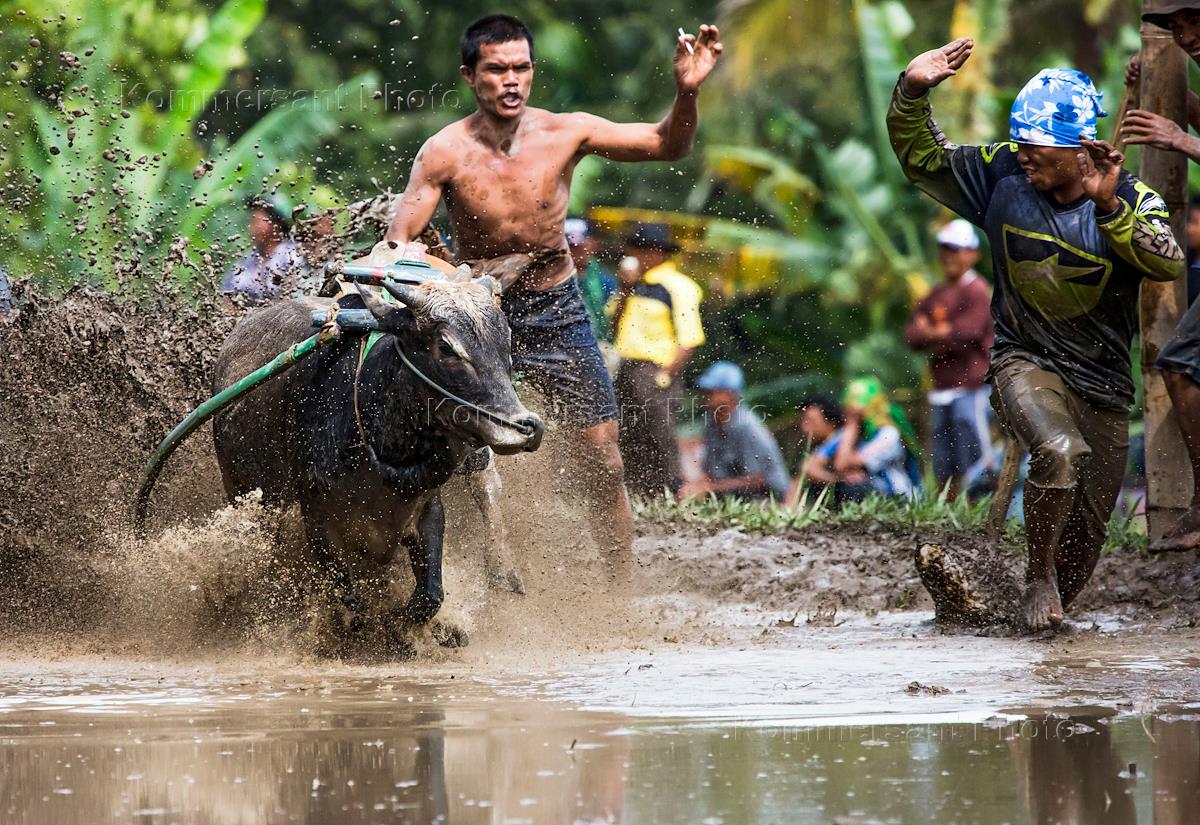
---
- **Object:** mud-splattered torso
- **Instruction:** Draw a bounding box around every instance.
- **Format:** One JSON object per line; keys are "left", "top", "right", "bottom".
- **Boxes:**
{"left": 437, "top": 109, "right": 586, "bottom": 289}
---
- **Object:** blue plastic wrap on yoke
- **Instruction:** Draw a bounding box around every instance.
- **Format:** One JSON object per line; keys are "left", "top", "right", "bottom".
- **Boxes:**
{"left": 1009, "top": 68, "right": 1107, "bottom": 147}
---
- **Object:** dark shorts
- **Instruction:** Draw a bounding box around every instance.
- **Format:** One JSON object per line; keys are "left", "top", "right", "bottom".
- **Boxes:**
{"left": 1156, "top": 297, "right": 1200, "bottom": 385}
{"left": 501, "top": 278, "right": 618, "bottom": 428}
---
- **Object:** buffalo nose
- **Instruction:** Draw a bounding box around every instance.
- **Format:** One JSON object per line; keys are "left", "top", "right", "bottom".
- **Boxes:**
{"left": 519, "top": 414, "right": 544, "bottom": 452}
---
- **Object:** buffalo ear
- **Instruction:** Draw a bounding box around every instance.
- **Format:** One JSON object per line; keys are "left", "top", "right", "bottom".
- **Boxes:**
{"left": 474, "top": 275, "right": 500, "bottom": 298}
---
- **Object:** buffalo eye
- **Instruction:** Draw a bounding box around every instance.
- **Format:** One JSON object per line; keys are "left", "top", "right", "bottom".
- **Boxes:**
{"left": 439, "top": 332, "right": 470, "bottom": 363}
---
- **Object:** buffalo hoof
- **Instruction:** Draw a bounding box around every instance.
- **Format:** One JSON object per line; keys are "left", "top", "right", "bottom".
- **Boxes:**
{"left": 331, "top": 592, "right": 368, "bottom": 634}
{"left": 430, "top": 620, "right": 469, "bottom": 648}
{"left": 486, "top": 564, "right": 525, "bottom": 595}
{"left": 400, "top": 591, "right": 444, "bottom": 626}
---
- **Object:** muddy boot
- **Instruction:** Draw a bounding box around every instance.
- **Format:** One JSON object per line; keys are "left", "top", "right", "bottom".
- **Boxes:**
{"left": 1149, "top": 507, "right": 1200, "bottom": 554}
{"left": 1019, "top": 484, "right": 1075, "bottom": 631}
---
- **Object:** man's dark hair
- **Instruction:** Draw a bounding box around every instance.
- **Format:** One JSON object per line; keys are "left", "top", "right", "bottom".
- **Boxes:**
{"left": 1190, "top": 192, "right": 1200, "bottom": 211}
{"left": 802, "top": 396, "right": 844, "bottom": 428}
{"left": 461, "top": 14, "right": 535, "bottom": 69}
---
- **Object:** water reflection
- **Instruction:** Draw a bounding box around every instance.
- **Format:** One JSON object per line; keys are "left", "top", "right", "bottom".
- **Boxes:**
{"left": 1, "top": 677, "right": 1199, "bottom": 824}
{"left": 1009, "top": 712, "right": 1136, "bottom": 825}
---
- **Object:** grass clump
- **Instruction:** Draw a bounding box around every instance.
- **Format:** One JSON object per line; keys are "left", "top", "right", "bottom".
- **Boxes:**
{"left": 635, "top": 484, "right": 1147, "bottom": 553}
{"left": 634, "top": 483, "right": 990, "bottom": 535}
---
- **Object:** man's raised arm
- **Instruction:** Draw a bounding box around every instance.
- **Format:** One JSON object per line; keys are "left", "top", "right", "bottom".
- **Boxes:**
{"left": 384, "top": 139, "right": 449, "bottom": 243}
{"left": 888, "top": 38, "right": 1017, "bottom": 227}
{"left": 579, "top": 24, "right": 722, "bottom": 162}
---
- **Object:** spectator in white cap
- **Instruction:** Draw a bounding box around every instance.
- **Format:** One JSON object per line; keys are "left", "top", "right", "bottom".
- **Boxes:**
{"left": 566, "top": 217, "right": 617, "bottom": 341}
{"left": 905, "top": 218, "right": 995, "bottom": 498}
{"left": 680, "top": 361, "right": 791, "bottom": 501}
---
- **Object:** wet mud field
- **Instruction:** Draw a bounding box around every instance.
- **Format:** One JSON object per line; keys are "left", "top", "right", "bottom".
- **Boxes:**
{"left": 3, "top": 289, "right": 1200, "bottom": 824}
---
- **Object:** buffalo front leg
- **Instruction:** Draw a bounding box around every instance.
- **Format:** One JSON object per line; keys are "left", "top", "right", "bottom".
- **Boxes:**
{"left": 302, "top": 515, "right": 367, "bottom": 633}
{"left": 399, "top": 495, "right": 445, "bottom": 625}
{"left": 399, "top": 494, "right": 468, "bottom": 647}
{"left": 465, "top": 453, "right": 525, "bottom": 594}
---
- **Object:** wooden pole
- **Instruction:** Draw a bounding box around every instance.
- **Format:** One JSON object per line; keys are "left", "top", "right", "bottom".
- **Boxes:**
{"left": 1138, "top": 1, "right": 1193, "bottom": 539}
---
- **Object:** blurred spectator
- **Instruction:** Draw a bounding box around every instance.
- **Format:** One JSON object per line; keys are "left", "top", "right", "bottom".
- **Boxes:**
{"left": 0, "top": 265, "right": 12, "bottom": 317}
{"left": 221, "top": 196, "right": 306, "bottom": 307}
{"left": 805, "top": 377, "right": 917, "bottom": 505}
{"left": 905, "top": 218, "right": 995, "bottom": 497}
{"left": 608, "top": 222, "right": 704, "bottom": 496}
{"left": 799, "top": 396, "right": 844, "bottom": 450}
{"left": 567, "top": 217, "right": 617, "bottom": 341}
{"left": 295, "top": 186, "right": 345, "bottom": 282}
{"left": 679, "top": 361, "right": 790, "bottom": 501}
{"left": 791, "top": 396, "right": 844, "bottom": 502}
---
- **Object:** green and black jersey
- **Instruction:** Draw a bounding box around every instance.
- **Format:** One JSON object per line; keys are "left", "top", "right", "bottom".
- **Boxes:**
{"left": 888, "top": 82, "right": 1184, "bottom": 409}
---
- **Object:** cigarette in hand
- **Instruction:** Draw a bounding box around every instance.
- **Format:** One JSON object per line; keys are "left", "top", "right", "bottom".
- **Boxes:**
{"left": 678, "top": 28, "right": 694, "bottom": 54}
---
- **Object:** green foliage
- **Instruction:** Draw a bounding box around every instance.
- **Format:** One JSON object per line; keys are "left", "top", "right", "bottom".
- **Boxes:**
{"left": 0, "top": 0, "right": 341, "bottom": 289}
{"left": 843, "top": 330, "right": 926, "bottom": 396}
{"left": 1103, "top": 504, "right": 1149, "bottom": 553}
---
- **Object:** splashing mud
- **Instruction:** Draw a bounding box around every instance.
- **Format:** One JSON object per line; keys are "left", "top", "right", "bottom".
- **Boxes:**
{"left": 0, "top": 282, "right": 697, "bottom": 660}
{"left": 5, "top": 281, "right": 1200, "bottom": 665}
{"left": 0, "top": 282, "right": 232, "bottom": 632}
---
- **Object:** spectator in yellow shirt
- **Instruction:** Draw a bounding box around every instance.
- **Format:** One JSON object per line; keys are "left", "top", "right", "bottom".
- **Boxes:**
{"left": 607, "top": 222, "right": 705, "bottom": 496}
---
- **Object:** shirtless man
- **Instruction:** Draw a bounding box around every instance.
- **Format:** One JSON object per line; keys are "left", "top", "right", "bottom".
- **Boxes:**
{"left": 382, "top": 14, "right": 722, "bottom": 578}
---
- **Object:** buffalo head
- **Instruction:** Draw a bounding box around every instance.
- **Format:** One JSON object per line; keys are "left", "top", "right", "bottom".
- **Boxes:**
{"left": 358, "top": 277, "right": 543, "bottom": 455}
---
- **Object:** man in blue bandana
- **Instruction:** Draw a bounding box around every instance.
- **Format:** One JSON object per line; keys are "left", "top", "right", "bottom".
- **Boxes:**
{"left": 889, "top": 38, "right": 1185, "bottom": 631}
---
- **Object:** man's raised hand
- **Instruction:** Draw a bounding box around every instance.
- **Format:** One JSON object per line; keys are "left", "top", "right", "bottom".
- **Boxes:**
{"left": 674, "top": 24, "right": 723, "bottom": 93}
{"left": 1078, "top": 139, "right": 1123, "bottom": 214}
{"left": 901, "top": 38, "right": 973, "bottom": 97}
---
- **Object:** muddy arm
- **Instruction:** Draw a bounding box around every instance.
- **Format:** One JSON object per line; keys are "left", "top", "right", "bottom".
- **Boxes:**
{"left": 1095, "top": 177, "right": 1184, "bottom": 283}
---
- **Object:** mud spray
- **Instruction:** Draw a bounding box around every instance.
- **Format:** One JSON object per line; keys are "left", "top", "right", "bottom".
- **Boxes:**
{"left": 7, "top": 281, "right": 1200, "bottom": 669}
{"left": 0, "top": 281, "right": 707, "bottom": 664}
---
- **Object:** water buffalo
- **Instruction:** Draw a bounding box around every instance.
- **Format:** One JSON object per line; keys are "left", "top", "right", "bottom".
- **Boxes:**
{"left": 211, "top": 277, "right": 543, "bottom": 653}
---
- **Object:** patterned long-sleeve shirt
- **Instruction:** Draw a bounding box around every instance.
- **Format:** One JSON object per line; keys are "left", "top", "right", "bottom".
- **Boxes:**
{"left": 888, "top": 81, "right": 1184, "bottom": 409}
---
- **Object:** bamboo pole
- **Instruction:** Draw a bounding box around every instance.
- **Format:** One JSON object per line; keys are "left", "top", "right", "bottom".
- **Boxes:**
{"left": 1138, "top": 1, "right": 1193, "bottom": 539}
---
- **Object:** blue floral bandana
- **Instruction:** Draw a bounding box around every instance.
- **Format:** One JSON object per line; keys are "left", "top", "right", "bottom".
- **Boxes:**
{"left": 1009, "top": 68, "right": 1107, "bottom": 147}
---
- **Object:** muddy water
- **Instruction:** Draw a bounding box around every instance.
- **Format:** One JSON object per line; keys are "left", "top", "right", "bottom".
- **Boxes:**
{"left": 3, "top": 615, "right": 1200, "bottom": 825}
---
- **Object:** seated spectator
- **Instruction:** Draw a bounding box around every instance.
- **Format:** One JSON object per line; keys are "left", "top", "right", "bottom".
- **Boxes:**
{"left": 805, "top": 377, "right": 917, "bottom": 505}
{"left": 791, "top": 396, "right": 844, "bottom": 502}
{"left": 679, "top": 361, "right": 791, "bottom": 501}
{"left": 221, "top": 196, "right": 306, "bottom": 307}
{"left": 799, "top": 396, "right": 843, "bottom": 450}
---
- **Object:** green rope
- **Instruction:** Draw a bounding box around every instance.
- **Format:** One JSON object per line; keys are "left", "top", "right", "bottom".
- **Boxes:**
{"left": 133, "top": 332, "right": 329, "bottom": 532}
